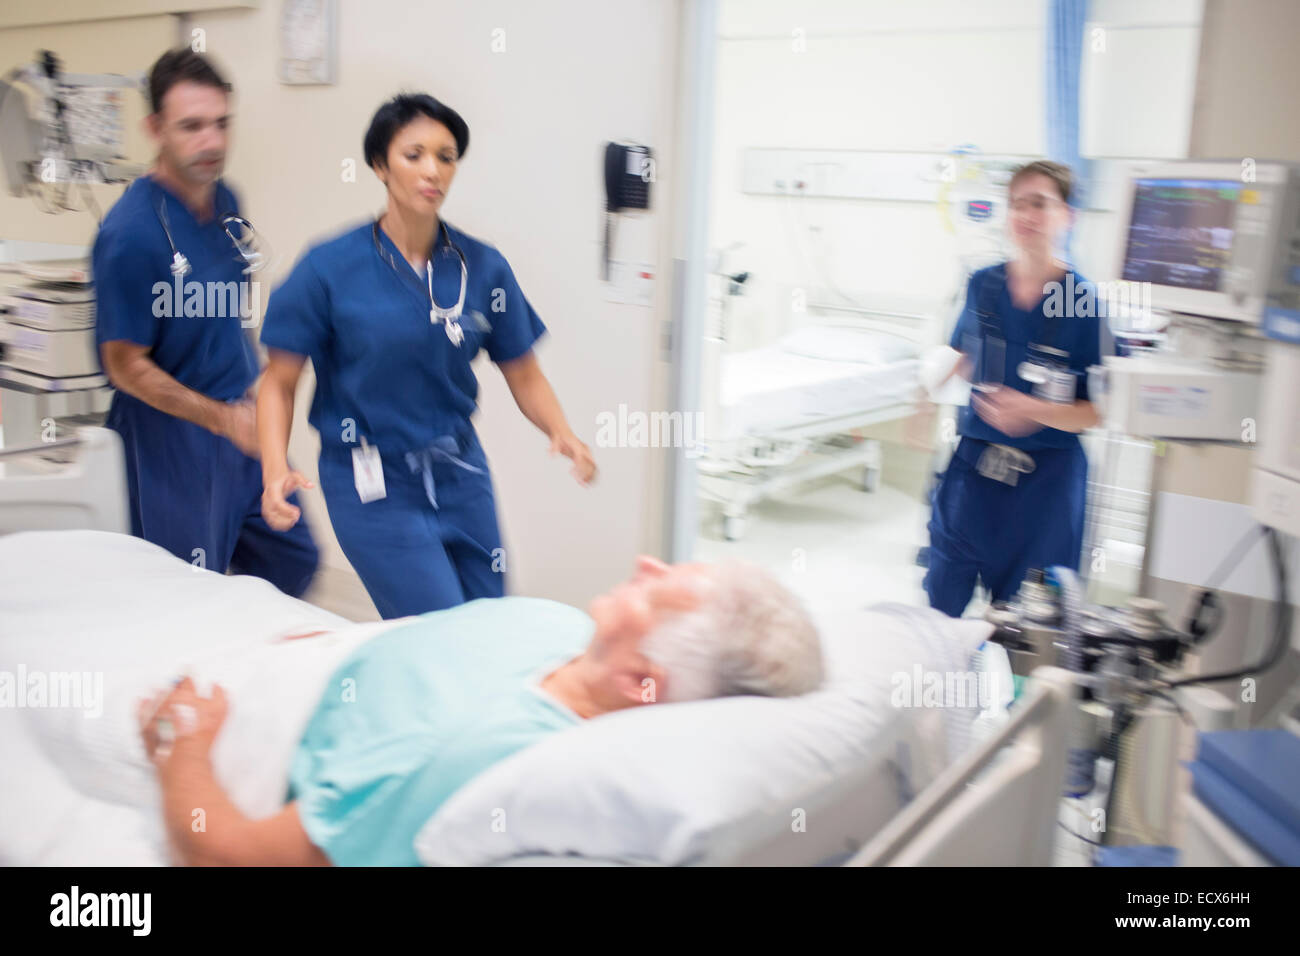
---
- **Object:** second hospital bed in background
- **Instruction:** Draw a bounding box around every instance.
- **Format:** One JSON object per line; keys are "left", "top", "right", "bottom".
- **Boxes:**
{"left": 697, "top": 312, "right": 929, "bottom": 541}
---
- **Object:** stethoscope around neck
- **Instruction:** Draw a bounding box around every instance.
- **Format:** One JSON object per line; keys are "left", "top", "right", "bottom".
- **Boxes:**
{"left": 372, "top": 217, "right": 469, "bottom": 347}
{"left": 155, "top": 196, "right": 268, "bottom": 278}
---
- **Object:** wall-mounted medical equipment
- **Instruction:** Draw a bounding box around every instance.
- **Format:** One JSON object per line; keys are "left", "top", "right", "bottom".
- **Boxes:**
{"left": 1116, "top": 163, "right": 1300, "bottom": 326}
{"left": 0, "top": 50, "right": 144, "bottom": 204}
{"left": 1094, "top": 161, "right": 1300, "bottom": 440}
{"left": 602, "top": 141, "right": 653, "bottom": 281}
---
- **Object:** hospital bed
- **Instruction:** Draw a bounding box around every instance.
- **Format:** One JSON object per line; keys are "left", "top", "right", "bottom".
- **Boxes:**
{"left": 697, "top": 316, "right": 928, "bottom": 541}
{"left": 0, "top": 526, "right": 1078, "bottom": 867}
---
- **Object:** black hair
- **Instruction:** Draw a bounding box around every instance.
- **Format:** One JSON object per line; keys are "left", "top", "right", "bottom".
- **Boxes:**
{"left": 147, "top": 48, "right": 232, "bottom": 115}
{"left": 363, "top": 93, "right": 469, "bottom": 170}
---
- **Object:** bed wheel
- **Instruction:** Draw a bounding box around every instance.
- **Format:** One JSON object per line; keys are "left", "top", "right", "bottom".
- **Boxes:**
{"left": 863, "top": 466, "right": 881, "bottom": 493}
{"left": 723, "top": 514, "right": 746, "bottom": 541}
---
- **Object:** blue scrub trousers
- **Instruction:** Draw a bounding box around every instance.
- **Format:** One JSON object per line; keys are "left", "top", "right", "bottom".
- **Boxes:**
{"left": 109, "top": 395, "right": 319, "bottom": 597}
{"left": 317, "top": 427, "right": 504, "bottom": 619}
{"left": 924, "top": 436, "right": 1087, "bottom": 617}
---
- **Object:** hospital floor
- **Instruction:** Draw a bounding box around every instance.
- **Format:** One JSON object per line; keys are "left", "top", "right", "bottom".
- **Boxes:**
{"left": 694, "top": 469, "right": 958, "bottom": 626}
{"left": 301, "top": 561, "right": 384, "bottom": 622}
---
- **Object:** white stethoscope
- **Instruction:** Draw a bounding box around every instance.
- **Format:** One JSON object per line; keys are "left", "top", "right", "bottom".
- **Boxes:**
{"left": 155, "top": 198, "right": 267, "bottom": 277}
{"left": 372, "top": 218, "right": 473, "bottom": 347}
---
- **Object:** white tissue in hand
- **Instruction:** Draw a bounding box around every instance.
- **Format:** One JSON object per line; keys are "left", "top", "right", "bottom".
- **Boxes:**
{"left": 919, "top": 345, "right": 971, "bottom": 405}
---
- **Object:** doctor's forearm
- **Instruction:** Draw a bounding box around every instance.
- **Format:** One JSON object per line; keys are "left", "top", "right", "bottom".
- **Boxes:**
{"left": 501, "top": 358, "right": 574, "bottom": 439}
{"left": 103, "top": 348, "right": 228, "bottom": 434}
{"left": 1031, "top": 399, "right": 1099, "bottom": 433}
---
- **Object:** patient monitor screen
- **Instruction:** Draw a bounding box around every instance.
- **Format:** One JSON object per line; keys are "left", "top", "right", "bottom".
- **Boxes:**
{"left": 1121, "top": 179, "right": 1240, "bottom": 291}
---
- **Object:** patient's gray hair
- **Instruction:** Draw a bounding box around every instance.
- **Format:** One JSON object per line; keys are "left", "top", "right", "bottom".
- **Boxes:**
{"left": 641, "top": 561, "right": 824, "bottom": 702}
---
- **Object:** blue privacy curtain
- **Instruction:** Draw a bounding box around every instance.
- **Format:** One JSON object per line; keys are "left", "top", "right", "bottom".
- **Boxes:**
{"left": 1045, "top": 0, "right": 1090, "bottom": 255}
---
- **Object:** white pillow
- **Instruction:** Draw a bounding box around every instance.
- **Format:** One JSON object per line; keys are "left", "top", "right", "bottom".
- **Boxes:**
{"left": 778, "top": 326, "right": 919, "bottom": 364}
{"left": 414, "top": 603, "right": 992, "bottom": 867}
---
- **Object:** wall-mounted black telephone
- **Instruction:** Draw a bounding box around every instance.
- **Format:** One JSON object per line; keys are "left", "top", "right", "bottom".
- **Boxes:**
{"left": 603, "top": 141, "right": 653, "bottom": 280}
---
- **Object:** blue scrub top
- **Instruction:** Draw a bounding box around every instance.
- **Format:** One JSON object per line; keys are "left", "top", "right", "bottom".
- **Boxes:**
{"left": 948, "top": 263, "right": 1104, "bottom": 451}
{"left": 92, "top": 175, "right": 259, "bottom": 401}
{"left": 259, "top": 219, "right": 547, "bottom": 455}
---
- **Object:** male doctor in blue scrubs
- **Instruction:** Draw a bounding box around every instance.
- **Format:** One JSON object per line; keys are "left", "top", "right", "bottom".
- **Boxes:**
{"left": 93, "top": 49, "right": 318, "bottom": 596}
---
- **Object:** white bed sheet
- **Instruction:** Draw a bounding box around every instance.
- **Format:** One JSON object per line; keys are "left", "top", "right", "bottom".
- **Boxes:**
{"left": 718, "top": 341, "right": 920, "bottom": 439}
{"left": 0, "top": 530, "right": 403, "bottom": 865}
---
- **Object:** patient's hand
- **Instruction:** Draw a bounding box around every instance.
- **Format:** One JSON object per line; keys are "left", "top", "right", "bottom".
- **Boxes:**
{"left": 137, "top": 677, "right": 228, "bottom": 766}
{"left": 135, "top": 678, "right": 329, "bottom": 866}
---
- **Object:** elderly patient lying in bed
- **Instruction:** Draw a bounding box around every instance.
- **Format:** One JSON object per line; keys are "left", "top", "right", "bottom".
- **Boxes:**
{"left": 138, "top": 556, "right": 824, "bottom": 866}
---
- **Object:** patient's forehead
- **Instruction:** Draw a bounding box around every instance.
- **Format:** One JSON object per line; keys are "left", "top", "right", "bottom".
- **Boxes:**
{"left": 667, "top": 561, "right": 710, "bottom": 581}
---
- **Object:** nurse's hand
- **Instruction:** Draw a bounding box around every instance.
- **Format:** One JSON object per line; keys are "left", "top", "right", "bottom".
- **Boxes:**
{"left": 262, "top": 470, "right": 314, "bottom": 531}
{"left": 550, "top": 430, "right": 597, "bottom": 486}
{"left": 972, "top": 387, "right": 1045, "bottom": 438}
{"left": 219, "top": 399, "right": 261, "bottom": 459}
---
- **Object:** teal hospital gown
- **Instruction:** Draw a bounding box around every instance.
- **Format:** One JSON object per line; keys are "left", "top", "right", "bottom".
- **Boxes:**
{"left": 287, "top": 597, "right": 592, "bottom": 866}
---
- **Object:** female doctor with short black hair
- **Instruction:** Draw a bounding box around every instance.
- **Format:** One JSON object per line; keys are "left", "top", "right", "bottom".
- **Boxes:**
{"left": 925, "top": 160, "right": 1102, "bottom": 618}
{"left": 258, "top": 93, "right": 595, "bottom": 619}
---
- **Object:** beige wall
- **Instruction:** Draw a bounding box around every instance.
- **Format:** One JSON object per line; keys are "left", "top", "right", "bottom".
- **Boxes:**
{"left": 1189, "top": 0, "right": 1300, "bottom": 161}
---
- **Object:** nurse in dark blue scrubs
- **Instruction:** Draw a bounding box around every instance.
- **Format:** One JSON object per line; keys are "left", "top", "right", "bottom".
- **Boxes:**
{"left": 925, "top": 160, "right": 1103, "bottom": 617}
{"left": 258, "top": 93, "right": 596, "bottom": 619}
{"left": 93, "top": 49, "right": 318, "bottom": 596}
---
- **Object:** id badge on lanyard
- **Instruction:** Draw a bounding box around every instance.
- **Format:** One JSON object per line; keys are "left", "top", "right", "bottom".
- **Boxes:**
{"left": 352, "top": 436, "right": 387, "bottom": 502}
{"left": 1019, "top": 345, "right": 1075, "bottom": 405}
{"left": 1035, "top": 365, "right": 1076, "bottom": 404}
{"left": 1020, "top": 360, "right": 1076, "bottom": 404}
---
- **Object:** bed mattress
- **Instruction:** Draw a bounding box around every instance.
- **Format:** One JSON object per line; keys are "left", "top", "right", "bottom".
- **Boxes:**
{"left": 716, "top": 328, "right": 921, "bottom": 439}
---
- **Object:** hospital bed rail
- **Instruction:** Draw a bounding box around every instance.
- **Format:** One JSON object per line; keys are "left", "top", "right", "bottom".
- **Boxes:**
{"left": 849, "top": 666, "right": 1077, "bottom": 866}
